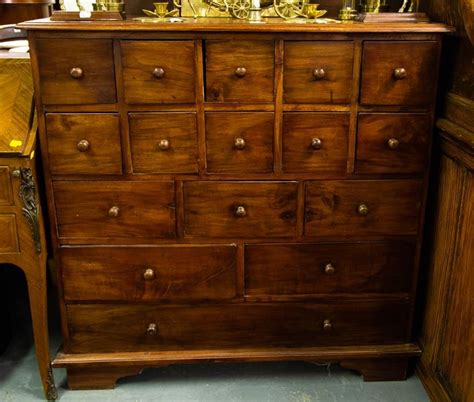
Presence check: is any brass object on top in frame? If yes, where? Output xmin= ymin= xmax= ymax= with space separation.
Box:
xmin=77 ymin=139 xmax=90 ymax=152
xmin=323 ymin=319 xmax=332 ymax=331
xmin=324 ymin=263 xmax=336 ymax=275
xmin=235 ymin=205 xmax=247 ymax=217
xmin=141 ymin=2 xmax=179 ymax=19
xmin=358 ymin=0 xmax=389 ymax=13
xmin=393 ymin=67 xmax=407 ymax=80
xmin=358 ymin=204 xmax=369 ymax=216
xmin=339 ymin=0 xmax=357 ymax=20
xmin=311 ymin=137 xmax=323 ymax=150
xmin=70 ymin=67 xmax=83 ymax=79
xmin=143 ymin=268 xmax=155 ymax=280
xmin=234 ymin=137 xmax=246 ymax=150
xmin=108 ymin=206 xmax=120 ymax=217
xmin=398 ymin=0 xmax=418 ymax=13
xmin=387 ymin=138 xmax=400 ymax=150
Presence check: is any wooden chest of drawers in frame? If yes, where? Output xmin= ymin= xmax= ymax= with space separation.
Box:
xmin=21 ymin=18 xmax=451 ymax=390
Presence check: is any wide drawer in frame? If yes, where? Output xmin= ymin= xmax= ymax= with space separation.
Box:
xmin=66 ymin=301 xmax=410 ymax=353
xmin=0 ymin=167 xmax=13 ymax=206
xmin=184 ymin=181 xmax=297 ymax=238
xmin=61 ymin=245 xmax=237 ymax=302
xmin=0 ymin=215 xmax=19 ymax=253
xmin=54 ymin=181 xmax=175 ymax=240
xmin=305 ymin=180 xmax=423 ymax=236
xmin=245 ymin=241 xmax=415 ymax=297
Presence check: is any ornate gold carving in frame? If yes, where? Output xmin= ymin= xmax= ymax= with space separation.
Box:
xmin=46 ymin=365 xmax=58 ymax=400
xmin=18 ymin=168 xmax=41 ymax=254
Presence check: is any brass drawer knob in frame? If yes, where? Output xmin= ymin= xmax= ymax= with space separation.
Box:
xmin=77 ymin=139 xmax=90 ymax=152
xmin=323 ymin=319 xmax=332 ymax=331
xmin=393 ymin=67 xmax=407 ymax=80
xmin=324 ymin=263 xmax=336 ymax=275
xmin=387 ymin=138 xmax=400 ymax=150
xmin=146 ymin=323 xmax=158 ymax=336
xmin=158 ymin=139 xmax=170 ymax=151
xmin=235 ymin=205 xmax=246 ymax=217
xmin=311 ymin=138 xmax=323 ymax=150
xmin=143 ymin=268 xmax=155 ymax=281
xmin=11 ymin=169 xmax=21 ymax=178
xmin=234 ymin=67 xmax=247 ymax=78
xmin=313 ymin=68 xmax=325 ymax=80
xmin=108 ymin=206 xmax=120 ymax=217
xmin=358 ymin=204 xmax=369 ymax=216
xmin=70 ymin=67 xmax=83 ymax=79
xmin=234 ymin=137 xmax=246 ymax=150
xmin=153 ymin=67 xmax=165 ymax=79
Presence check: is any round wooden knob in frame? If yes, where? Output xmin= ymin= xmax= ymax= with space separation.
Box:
xmin=234 ymin=67 xmax=247 ymax=78
xmin=11 ymin=169 xmax=21 ymax=178
xmin=311 ymin=138 xmax=323 ymax=150
xmin=393 ymin=67 xmax=407 ymax=80
xmin=324 ymin=263 xmax=335 ymax=275
xmin=153 ymin=67 xmax=165 ymax=79
xmin=143 ymin=268 xmax=155 ymax=281
xmin=313 ymin=68 xmax=325 ymax=80
xmin=77 ymin=139 xmax=90 ymax=152
xmin=234 ymin=137 xmax=246 ymax=150
xmin=108 ymin=206 xmax=120 ymax=217
xmin=323 ymin=319 xmax=332 ymax=331
xmin=358 ymin=204 xmax=369 ymax=216
xmin=70 ymin=67 xmax=83 ymax=79
xmin=235 ymin=205 xmax=246 ymax=217
xmin=146 ymin=323 xmax=158 ymax=336
xmin=387 ymin=138 xmax=400 ymax=150
xmin=158 ymin=139 xmax=170 ymax=151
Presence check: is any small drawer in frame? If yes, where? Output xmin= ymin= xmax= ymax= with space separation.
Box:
xmin=61 ymin=245 xmax=237 ymax=302
xmin=206 ymin=112 xmax=274 ymax=173
xmin=356 ymin=113 xmax=431 ymax=174
xmin=54 ymin=181 xmax=175 ymax=240
xmin=120 ymin=41 xmax=195 ymax=104
xmin=305 ymin=180 xmax=423 ymax=237
xmin=0 ymin=167 xmax=13 ymax=206
xmin=360 ymin=41 xmax=438 ymax=106
xmin=245 ymin=241 xmax=415 ymax=297
xmin=46 ymin=113 xmax=122 ymax=175
xmin=36 ymin=39 xmax=116 ymax=105
xmin=283 ymin=113 xmax=349 ymax=173
xmin=129 ymin=112 xmax=198 ymax=174
xmin=66 ymin=301 xmax=410 ymax=353
xmin=0 ymin=215 xmax=19 ymax=253
xmin=284 ymin=41 xmax=354 ymax=104
xmin=206 ymin=40 xmax=274 ymax=102
xmin=184 ymin=181 xmax=297 ymax=238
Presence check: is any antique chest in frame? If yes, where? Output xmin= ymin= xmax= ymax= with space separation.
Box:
xmin=20 ymin=17 xmax=451 ymax=389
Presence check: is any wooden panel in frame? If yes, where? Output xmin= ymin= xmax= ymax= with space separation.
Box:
xmin=360 ymin=41 xmax=438 ymax=106
xmin=205 ymin=40 xmax=274 ymax=102
xmin=282 ymin=113 xmax=349 ymax=173
xmin=0 ymin=214 xmax=19 ymax=253
xmin=36 ymin=39 xmax=116 ymax=105
xmin=305 ymin=180 xmax=423 ymax=236
xmin=46 ymin=113 xmax=122 ymax=175
xmin=184 ymin=181 xmax=297 ymax=238
xmin=66 ymin=300 xmax=410 ymax=353
xmin=54 ymin=181 xmax=176 ymax=240
xmin=61 ymin=245 xmax=237 ymax=302
xmin=356 ymin=113 xmax=431 ymax=174
xmin=206 ymin=112 xmax=274 ymax=173
xmin=245 ymin=241 xmax=415 ymax=296
xmin=120 ymin=41 xmax=195 ymax=104
xmin=0 ymin=167 xmax=13 ymax=206
xmin=129 ymin=112 xmax=198 ymax=174
xmin=284 ymin=41 xmax=354 ymax=104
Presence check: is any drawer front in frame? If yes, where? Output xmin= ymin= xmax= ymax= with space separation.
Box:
xmin=36 ymin=39 xmax=116 ymax=105
xmin=206 ymin=40 xmax=274 ymax=102
xmin=0 ymin=167 xmax=13 ymax=206
xmin=305 ymin=180 xmax=423 ymax=236
xmin=184 ymin=181 xmax=297 ymax=238
xmin=129 ymin=112 xmax=198 ymax=174
xmin=61 ymin=245 xmax=237 ymax=302
xmin=284 ymin=42 xmax=354 ymax=104
xmin=360 ymin=41 xmax=438 ymax=106
xmin=54 ymin=181 xmax=175 ymax=240
xmin=283 ymin=113 xmax=349 ymax=173
xmin=206 ymin=112 xmax=274 ymax=173
xmin=46 ymin=113 xmax=122 ymax=175
xmin=245 ymin=241 xmax=415 ymax=296
xmin=120 ymin=41 xmax=195 ymax=104
xmin=0 ymin=215 xmax=19 ymax=253
xmin=67 ymin=301 xmax=410 ymax=353
xmin=356 ymin=113 xmax=431 ymax=174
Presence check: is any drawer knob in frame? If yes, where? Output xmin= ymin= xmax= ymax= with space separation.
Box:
xmin=311 ymin=138 xmax=323 ymax=150
xmin=143 ymin=268 xmax=155 ymax=281
xmin=70 ymin=67 xmax=83 ymax=79
xmin=146 ymin=323 xmax=158 ymax=336
xmin=387 ymin=138 xmax=400 ymax=150
xmin=324 ymin=263 xmax=336 ymax=275
xmin=234 ymin=67 xmax=247 ymax=78
xmin=11 ymin=169 xmax=21 ymax=178
xmin=393 ymin=67 xmax=407 ymax=80
xmin=108 ymin=206 xmax=120 ymax=217
xmin=158 ymin=139 xmax=170 ymax=151
xmin=234 ymin=137 xmax=246 ymax=150
xmin=313 ymin=68 xmax=325 ymax=80
xmin=323 ymin=319 xmax=332 ymax=331
xmin=153 ymin=67 xmax=165 ymax=79
xmin=357 ymin=204 xmax=369 ymax=216
xmin=77 ymin=139 xmax=90 ymax=152
xmin=234 ymin=205 xmax=246 ymax=218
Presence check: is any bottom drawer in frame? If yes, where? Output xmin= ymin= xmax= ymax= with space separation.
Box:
xmin=66 ymin=301 xmax=410 ymax=353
